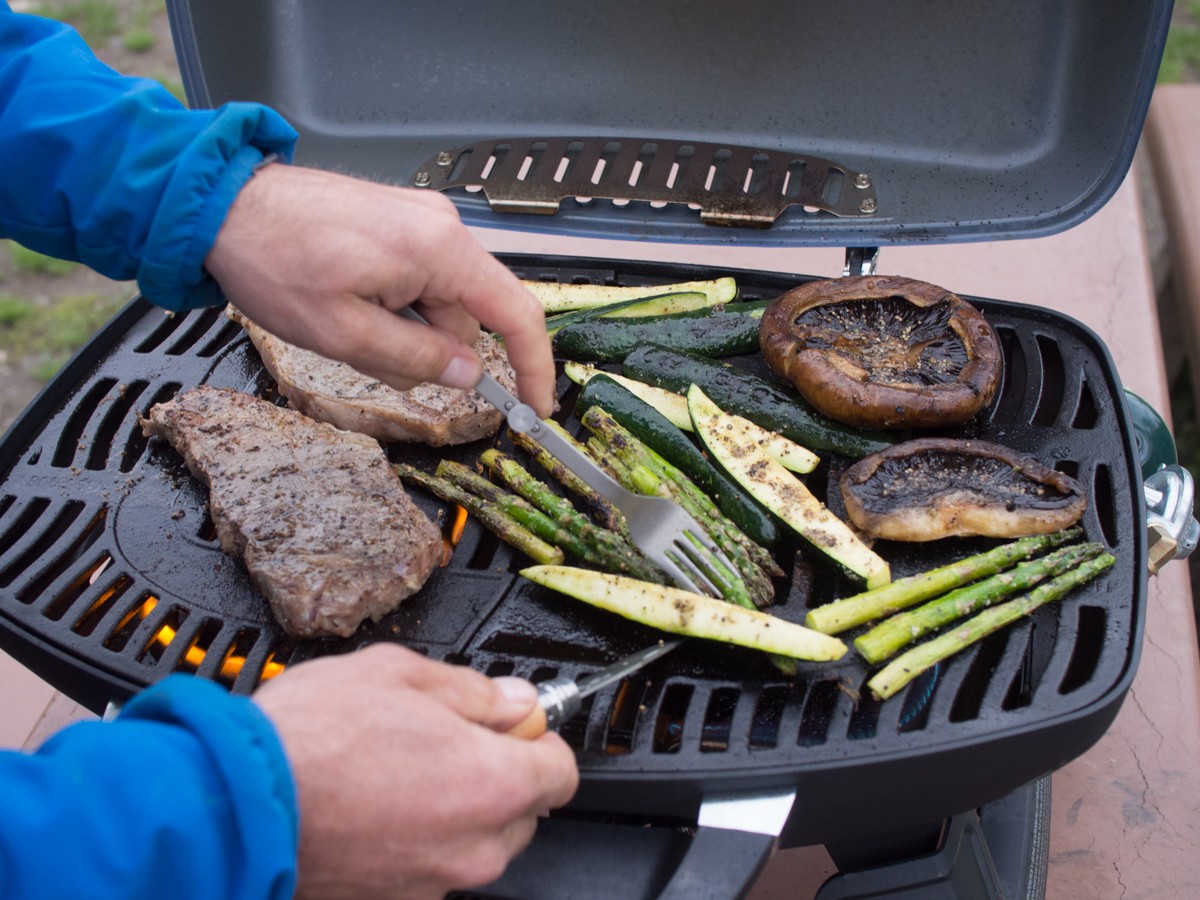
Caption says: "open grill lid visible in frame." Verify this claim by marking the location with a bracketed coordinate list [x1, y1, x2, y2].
[0, 258, 1145, 847]
[165, 0, 1171, 248]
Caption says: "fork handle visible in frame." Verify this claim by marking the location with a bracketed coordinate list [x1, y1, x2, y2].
[394, 306, 622, 501]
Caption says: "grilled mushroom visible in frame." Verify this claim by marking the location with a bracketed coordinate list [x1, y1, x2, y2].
[839, 438, 1086, 541]
[759, 275, 1002, 429]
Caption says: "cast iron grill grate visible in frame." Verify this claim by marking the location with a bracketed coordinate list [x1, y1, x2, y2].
[0, 256, 1144, 842]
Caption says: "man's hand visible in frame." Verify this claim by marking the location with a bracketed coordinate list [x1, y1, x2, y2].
[253, 645, 579, 899]
[205, 164, 556, 416]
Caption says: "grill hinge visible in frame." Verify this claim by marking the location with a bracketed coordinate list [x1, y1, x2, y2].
[412, 137, 878, 227]
[843, 246, 880, 276]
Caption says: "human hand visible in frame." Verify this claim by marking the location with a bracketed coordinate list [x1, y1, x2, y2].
[253, 644, 579, 899]
[205, 164, 556, 416]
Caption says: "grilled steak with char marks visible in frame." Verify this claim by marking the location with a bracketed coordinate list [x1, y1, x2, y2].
[141, 386, 441, 638]
[229, 307, 516, 446]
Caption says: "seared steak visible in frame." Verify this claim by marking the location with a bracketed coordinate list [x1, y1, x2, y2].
[141, 386, 442, 638]
[229, 307, 516, 446]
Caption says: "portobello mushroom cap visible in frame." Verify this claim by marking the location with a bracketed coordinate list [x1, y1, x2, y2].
[839, 438, 1087, 542]
[759, 275, 1002, 429]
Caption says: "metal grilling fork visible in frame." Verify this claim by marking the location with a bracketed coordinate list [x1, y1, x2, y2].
[397, 307, 736, 595]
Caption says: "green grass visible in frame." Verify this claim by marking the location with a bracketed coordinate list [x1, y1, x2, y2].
[5, 242, 77, 278]
[0, 292, 127, 382]
[1160, 1, 1200, 83]
[0, 294, 35, 328]
[121, 27, 155, 53]
[154, 75, 188, 106]
[31, 0, 120, 45]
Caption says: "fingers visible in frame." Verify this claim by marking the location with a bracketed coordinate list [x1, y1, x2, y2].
[253, 646, 579, 897]
[206, 165, 556, 415]
[304, 300, 485, 393]
[353, 646, 579, 809]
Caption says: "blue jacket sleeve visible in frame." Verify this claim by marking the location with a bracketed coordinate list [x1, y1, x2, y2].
[0, 2, 298, 310]
[0, 675, 299, 899]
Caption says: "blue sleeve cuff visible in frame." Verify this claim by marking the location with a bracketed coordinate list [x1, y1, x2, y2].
[137, 104, 298, 311]
[117, 675, 300, 896]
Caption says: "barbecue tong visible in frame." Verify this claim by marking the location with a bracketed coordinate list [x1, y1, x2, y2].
[395, 306, 735, 596]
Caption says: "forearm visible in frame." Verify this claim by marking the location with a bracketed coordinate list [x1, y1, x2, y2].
[0, 3, 297, 310]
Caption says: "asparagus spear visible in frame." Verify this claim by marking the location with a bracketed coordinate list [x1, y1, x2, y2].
[580, 406, 779, 571]
[394, 464, 563, 565]
[867, 552, 1116, 700]
[580, 406, 778, 606]
[508, 423, 628, 534]
[854, 542, 1105, 664]
[476, 450, 667, 583]
[588, 444, 754, 609]
[805, 528, 1083, 635]
[585, 430, 771, 610]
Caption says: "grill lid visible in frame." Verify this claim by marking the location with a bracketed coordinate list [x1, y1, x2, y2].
[166, 0, 1170, 247]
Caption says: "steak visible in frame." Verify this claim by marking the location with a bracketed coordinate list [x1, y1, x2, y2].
[229, 307, 516, 446]
[141, 386, 442, 638]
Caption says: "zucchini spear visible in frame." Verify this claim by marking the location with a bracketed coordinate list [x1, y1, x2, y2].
[522, 276, 737, 314]
[853, 541, 1105, 663]
[805, 528, 1082, 635]
[522, 565, 847, 662]
[575, 374, 782, 548]
[866, 552, 1116, 699]
[688, 385, 890, 590]
[564, 361, 693, 431]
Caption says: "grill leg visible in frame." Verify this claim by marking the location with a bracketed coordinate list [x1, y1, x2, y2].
[815, 776, 1051, 900]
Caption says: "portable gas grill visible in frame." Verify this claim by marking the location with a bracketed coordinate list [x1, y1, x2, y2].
[1, 1, 1195, 898]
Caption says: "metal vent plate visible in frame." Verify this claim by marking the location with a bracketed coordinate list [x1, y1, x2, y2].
[413, 138, 878, 226]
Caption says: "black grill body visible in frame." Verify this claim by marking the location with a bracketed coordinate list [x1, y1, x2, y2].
[0, 257, 1145, 849]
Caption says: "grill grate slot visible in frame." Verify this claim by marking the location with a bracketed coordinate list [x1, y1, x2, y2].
[195, 317, 244, 358]
[100, 592, 161, 651]
[86, 381, 148, 471]
[653, 683, 695, 754]
[1071, 376, 1099, 429]
[1031, 334, 1067, 427]
[948, 634, 1012, 723]
[698, 686, 739, 753]
[1058, 605, 1110, 695]
[40, 553, 114, 622]
[135, 603, 189, 666]
[164, 307, 227, 357]
[70, 573, 134, 637]
[133, 309, 188, 354]
[992, 327, 1028, 425]
[749, 685, 791, 750]
[0, 496, 52, 587]
[120, 382, 183, 472]
[51, 379, 119, 469]
[1091, 464, 1119, 547]
[3, 501, 90, 597]
[797, 679, 840, 746]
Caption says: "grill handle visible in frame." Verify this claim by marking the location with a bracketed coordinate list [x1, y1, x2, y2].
[1124, 390, 1199, 573]
[658, 788, 797, 900]
[476, 789, 795, 899]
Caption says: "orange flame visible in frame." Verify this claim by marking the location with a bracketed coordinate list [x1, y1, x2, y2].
[441, 503, 469, 565]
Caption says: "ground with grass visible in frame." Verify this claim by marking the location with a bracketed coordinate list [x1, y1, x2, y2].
[0, 0, 181, 432]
